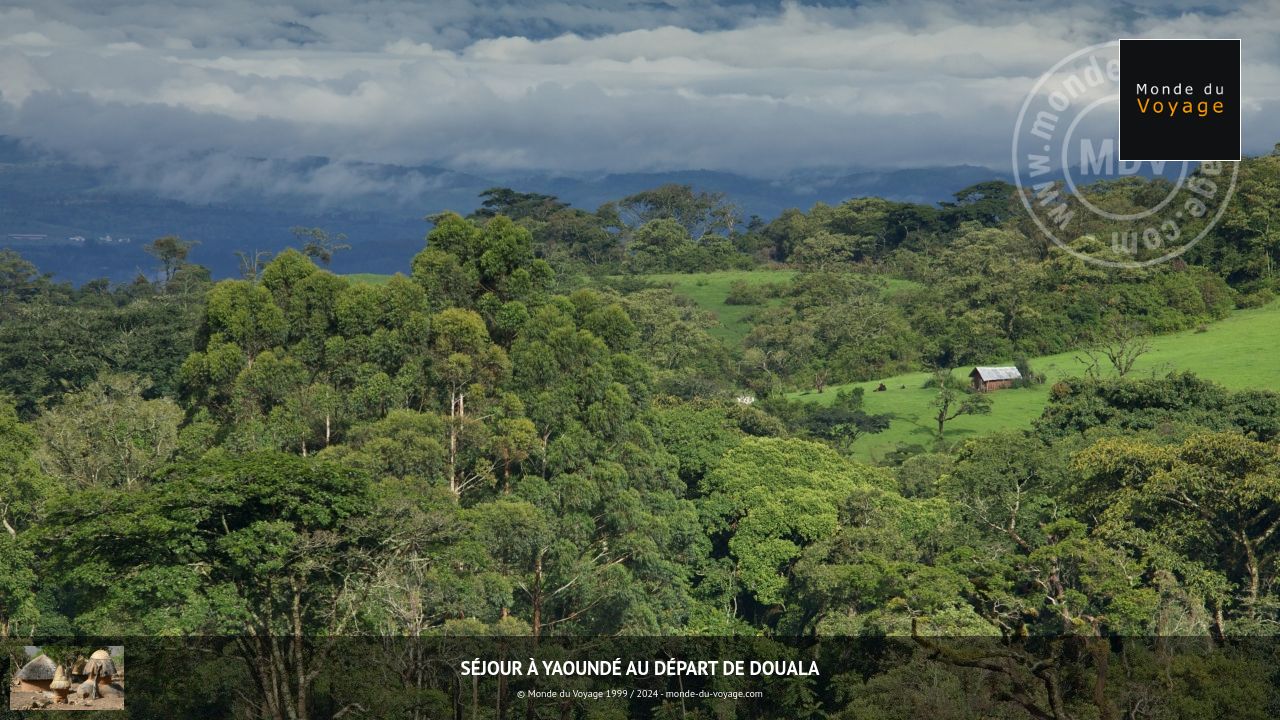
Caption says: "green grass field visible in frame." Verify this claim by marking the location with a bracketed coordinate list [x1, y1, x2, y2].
[639, 270, 919, 344]
[639, 270, 796, 343]
[345, 272, 395, 285]
[792, 300, 1280, 463]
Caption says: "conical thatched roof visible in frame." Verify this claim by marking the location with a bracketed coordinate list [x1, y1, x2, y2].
[51, 665, 70, 690]
[83, 651, 117, 677]
[16, 654, 57, 681]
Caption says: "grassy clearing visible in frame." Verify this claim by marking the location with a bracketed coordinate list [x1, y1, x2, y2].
[792, 300, 1280, 463]
[639, 270, 796, 343]
[638, 270, 919, 344]
[345, 273, 395, 285]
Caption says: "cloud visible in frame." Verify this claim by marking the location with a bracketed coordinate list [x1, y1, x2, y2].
[1, 0, 1277, 203]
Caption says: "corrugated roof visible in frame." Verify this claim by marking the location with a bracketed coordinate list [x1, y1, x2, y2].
[971, 366, 1022, 381]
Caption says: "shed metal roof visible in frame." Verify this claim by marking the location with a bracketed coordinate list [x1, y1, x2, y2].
[971, 366, 1022, 381]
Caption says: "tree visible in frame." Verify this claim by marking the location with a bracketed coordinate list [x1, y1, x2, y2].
[626, 218, 695, 272]
[0, 284, 201, 419]
[534, 208, 617, 266]
[413, 213, 553, 312]
[202, 280, 287, 363]
[797, 388, 891, 452]
[929, 432, 1162, 720]
[1076, 432, 1280, 631]
[0, 532, 37, 639]
[0, 249, 45, 307]
[499, 302, 704, 637]
[235, 249, 274, 282]
[1093, 314, 1152, 377]
[701, 437, 894, 610]
[939, 181, 1017, 227]
[0, 398, 49, 538]
[35, 374, 183, 489]
[760, 207, 812, 261]
[319, 410, 446, 483]
[1036, 372, 1280, 442]
[470, 187, 568, 222]
[615, 184, 738, 239]
[0, 398, 47, 638]
[782, 481, 969, 636]
[291, 227, 351, 267]
[1201, 152, 1280, 283]
[144, 235, 198, 283]
[791, 230, 864, 270]
[47, 453, 375, 720]
[931, 370, 991, 440]
[429, 308, 511, 499]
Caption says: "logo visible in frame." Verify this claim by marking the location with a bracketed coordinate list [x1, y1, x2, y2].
[1012, 41, 1238, 268]
[1119, 39, 1241, 162]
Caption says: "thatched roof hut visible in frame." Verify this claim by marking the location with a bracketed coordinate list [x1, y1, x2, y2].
[15, 654, 57, 692]
[84, 649, 117, 679]
[16, 654, 57, 681]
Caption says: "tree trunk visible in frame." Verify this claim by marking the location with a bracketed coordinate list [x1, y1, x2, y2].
[292, 582, 308, 720]
[1088, 638, 1117, 720]
[531, 552, 544, 639]
[448, 391, 465, 498]
[1240, 531, 1262, 612]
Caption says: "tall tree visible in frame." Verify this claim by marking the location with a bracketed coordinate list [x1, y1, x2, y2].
[428, 308, 511, 499]
[0, 398, 47, 638]
[291, 227, 351, 267]
[36, 374, 183, 489]
[143, 235, 198, 282]
[1077, 432, 1280, 631]
[47, 453, 375, 720]
[615, 184, 738, 238]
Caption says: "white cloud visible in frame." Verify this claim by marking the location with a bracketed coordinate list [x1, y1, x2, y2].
[0, 0, 1276, 196]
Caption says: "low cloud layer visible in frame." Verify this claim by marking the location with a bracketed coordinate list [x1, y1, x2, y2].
[2, 0, 1279, 201]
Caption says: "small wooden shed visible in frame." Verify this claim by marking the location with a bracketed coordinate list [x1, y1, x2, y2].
[14, 653, 57, 693]
[970, 366, 1022, 392]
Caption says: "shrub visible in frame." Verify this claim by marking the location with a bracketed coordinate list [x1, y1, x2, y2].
[725, 280, 768, 306]
[1014, 356, 1045, 387]
[1238, 288, 1276, 309]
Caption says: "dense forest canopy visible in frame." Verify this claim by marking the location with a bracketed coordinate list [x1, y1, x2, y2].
[3, 151, 1280, 718]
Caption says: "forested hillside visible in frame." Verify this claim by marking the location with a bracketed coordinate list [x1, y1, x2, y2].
[3, 152, 1280, 718]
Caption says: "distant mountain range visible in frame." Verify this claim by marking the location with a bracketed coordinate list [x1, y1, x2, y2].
[0, 136, 1006, 283]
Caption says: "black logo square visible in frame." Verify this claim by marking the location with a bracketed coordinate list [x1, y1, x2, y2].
[1119, 39, 1240, 161]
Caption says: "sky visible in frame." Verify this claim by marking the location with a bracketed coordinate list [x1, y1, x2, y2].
[1, 0, 1279, 195]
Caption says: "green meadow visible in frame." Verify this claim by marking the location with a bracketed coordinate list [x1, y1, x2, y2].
[639, 269, 919, 344]
[344, 272, 395, 285]
[638, 269, 796, 343]
[792, 300, 1280, 463]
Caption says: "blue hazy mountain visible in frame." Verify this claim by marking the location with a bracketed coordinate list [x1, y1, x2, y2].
[0, 138, 1006, 283]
